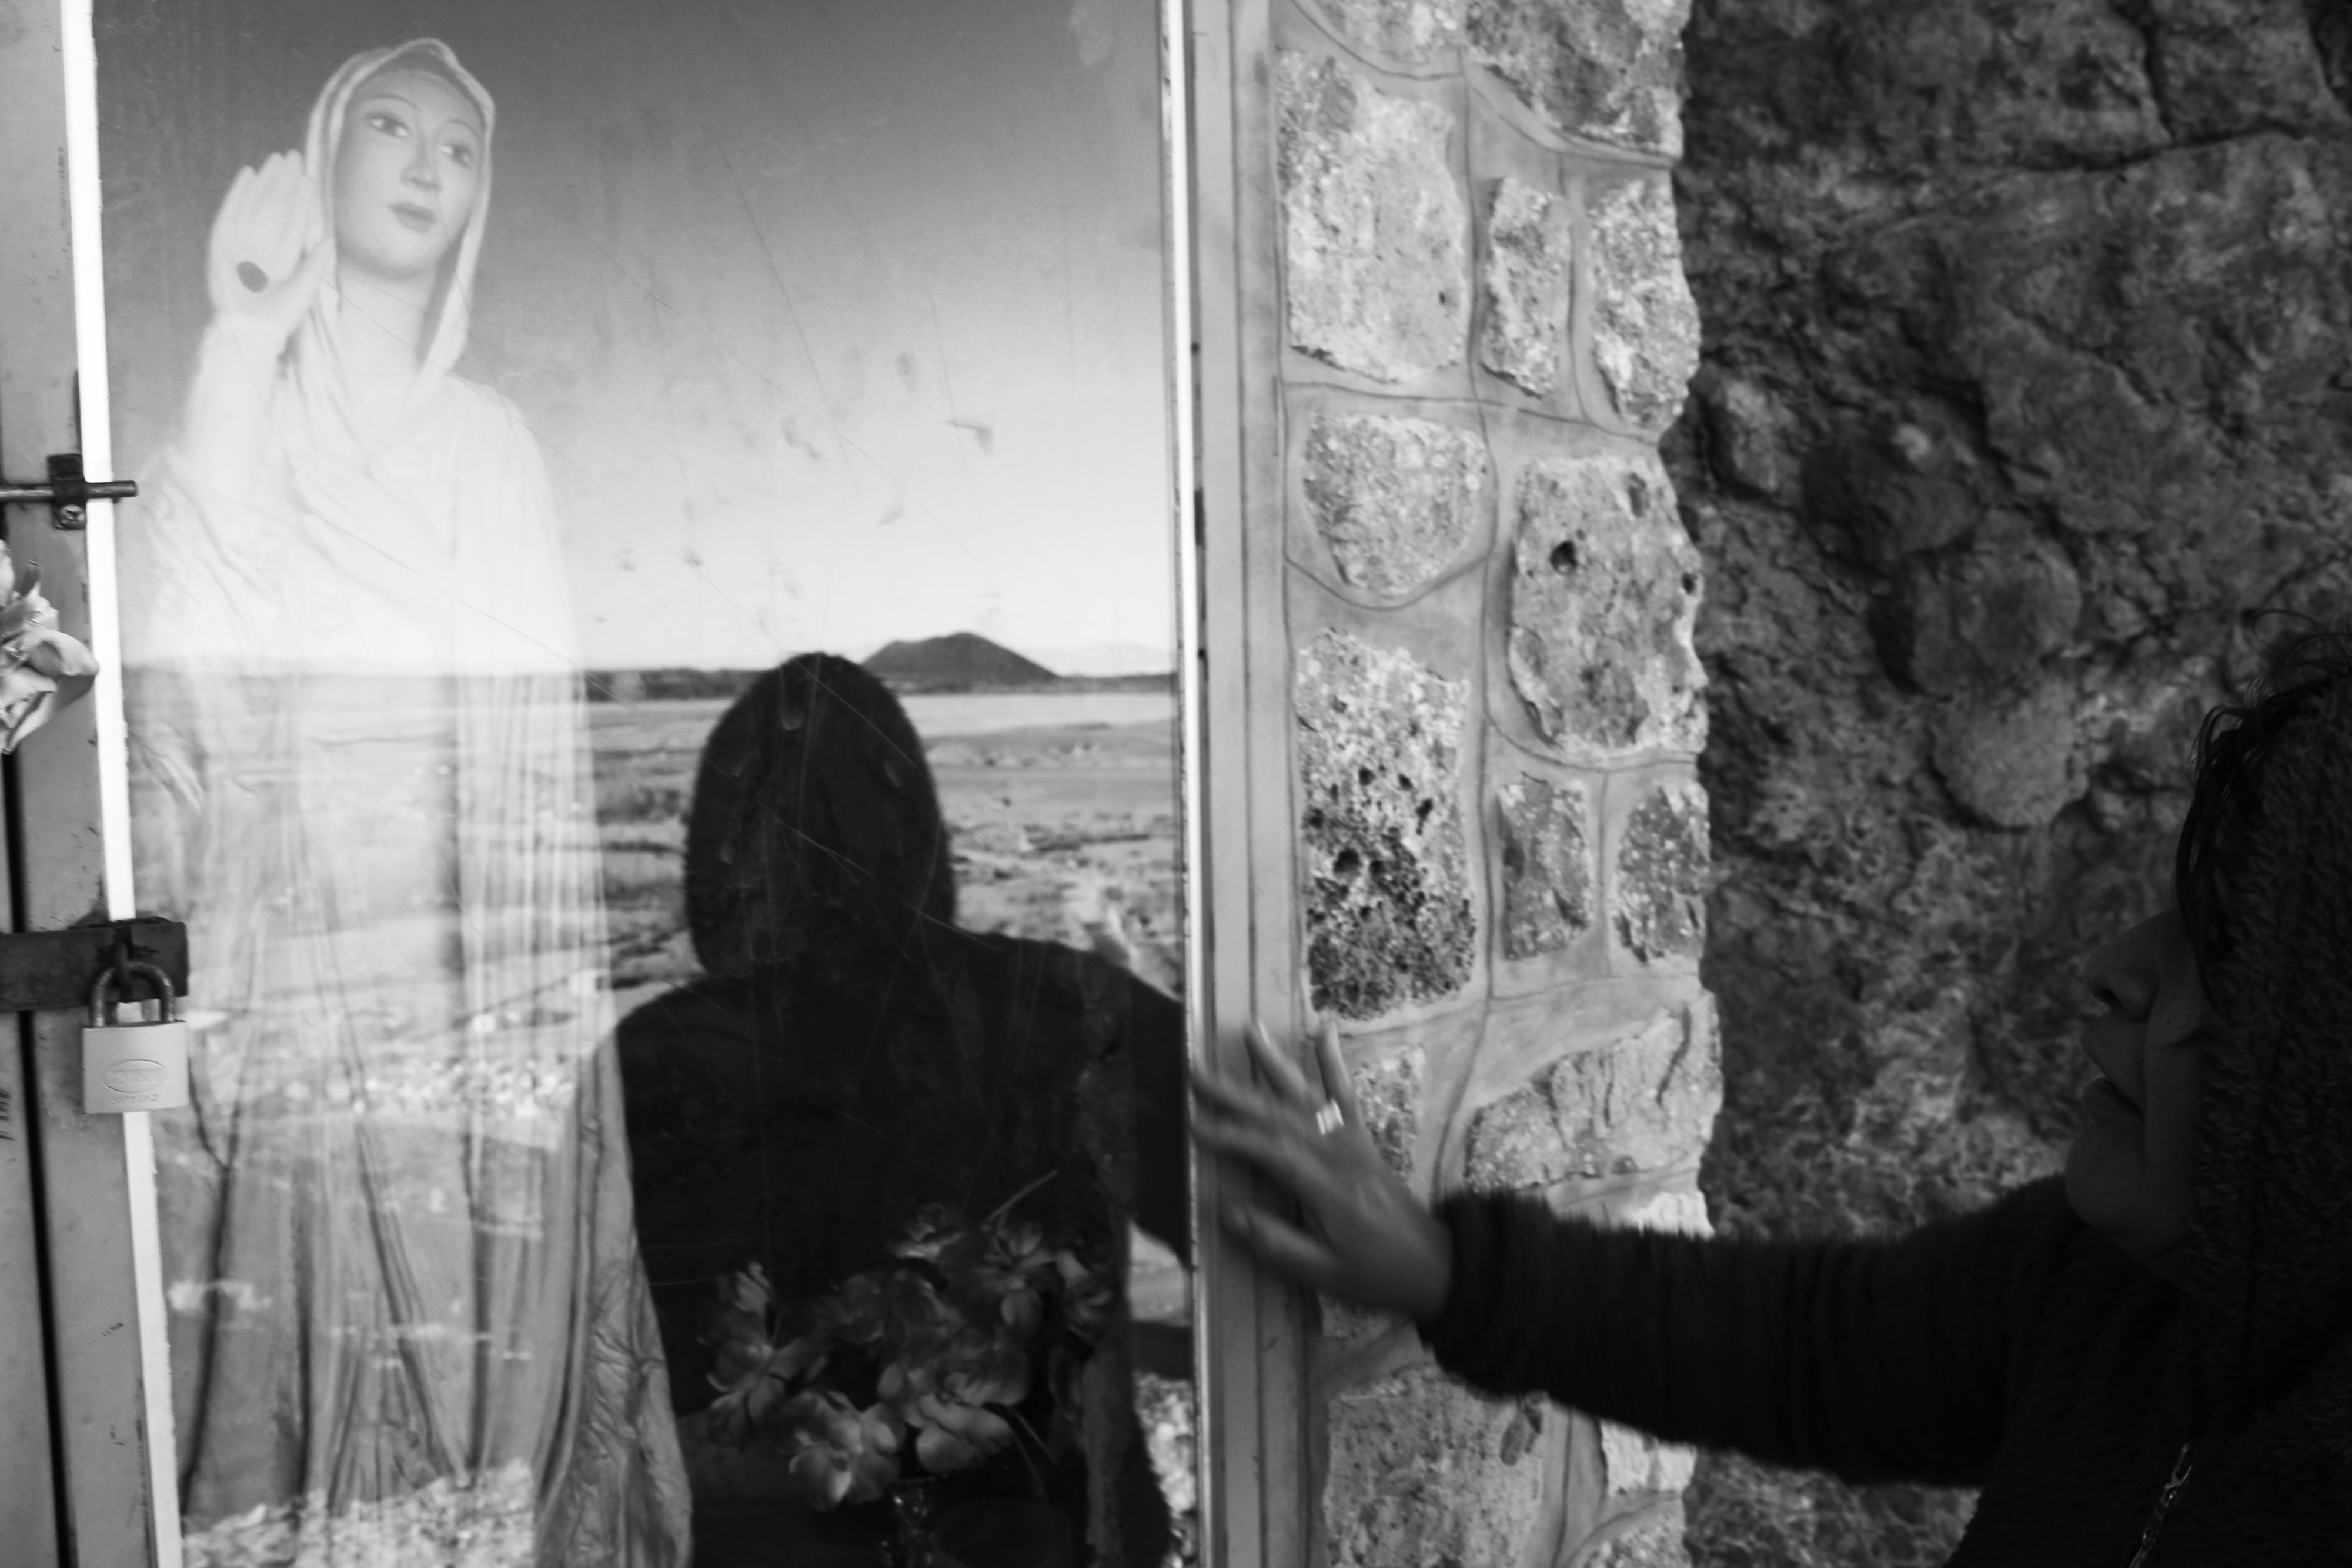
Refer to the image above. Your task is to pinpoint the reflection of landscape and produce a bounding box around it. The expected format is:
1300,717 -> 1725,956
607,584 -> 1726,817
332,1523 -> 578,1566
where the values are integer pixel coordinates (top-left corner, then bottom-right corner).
589,676 -> 1183,1008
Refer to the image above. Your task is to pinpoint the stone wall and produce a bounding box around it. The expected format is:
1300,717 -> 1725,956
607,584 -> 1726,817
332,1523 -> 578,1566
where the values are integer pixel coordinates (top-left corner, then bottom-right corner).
1663,0 -> 2352,1562
1263,1 -> 1717,1562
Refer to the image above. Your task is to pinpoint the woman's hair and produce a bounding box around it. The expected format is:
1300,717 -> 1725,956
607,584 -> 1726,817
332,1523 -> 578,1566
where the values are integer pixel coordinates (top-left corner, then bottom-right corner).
2176,623 -> 2352,975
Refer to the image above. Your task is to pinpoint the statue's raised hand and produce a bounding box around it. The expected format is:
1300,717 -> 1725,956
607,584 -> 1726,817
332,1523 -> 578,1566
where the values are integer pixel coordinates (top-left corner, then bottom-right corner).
1192,1018 -> 1454,1321
205,151 -> 324,341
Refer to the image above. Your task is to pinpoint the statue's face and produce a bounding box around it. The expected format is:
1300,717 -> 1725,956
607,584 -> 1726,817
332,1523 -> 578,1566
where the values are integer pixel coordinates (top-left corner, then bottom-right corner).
333,68 -> 483,285
2065,905 -> 2209,1283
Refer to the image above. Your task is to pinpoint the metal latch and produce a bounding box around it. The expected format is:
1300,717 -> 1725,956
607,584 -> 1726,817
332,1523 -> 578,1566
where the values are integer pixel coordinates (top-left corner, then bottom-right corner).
0,453 -> 139,530
0,918 -> 188,1012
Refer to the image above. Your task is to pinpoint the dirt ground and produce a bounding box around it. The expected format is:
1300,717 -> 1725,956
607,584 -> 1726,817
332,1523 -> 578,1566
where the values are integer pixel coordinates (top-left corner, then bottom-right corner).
586,697 -> 1185,1007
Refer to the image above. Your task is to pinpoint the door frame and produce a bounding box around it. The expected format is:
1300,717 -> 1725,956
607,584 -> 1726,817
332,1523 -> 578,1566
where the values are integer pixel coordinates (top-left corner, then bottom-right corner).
0,0 -> 182,1563
1181,0 -> 1324,1561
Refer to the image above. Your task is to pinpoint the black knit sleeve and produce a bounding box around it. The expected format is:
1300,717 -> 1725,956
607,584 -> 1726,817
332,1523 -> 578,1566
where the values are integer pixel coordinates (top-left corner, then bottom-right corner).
1419,1179 -> 2080,1488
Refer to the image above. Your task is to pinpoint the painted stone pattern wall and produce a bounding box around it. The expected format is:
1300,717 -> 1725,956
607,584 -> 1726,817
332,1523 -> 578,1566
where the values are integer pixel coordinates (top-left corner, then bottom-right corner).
1663,1 -> 2352,1562
1271,0 -> 1716,1562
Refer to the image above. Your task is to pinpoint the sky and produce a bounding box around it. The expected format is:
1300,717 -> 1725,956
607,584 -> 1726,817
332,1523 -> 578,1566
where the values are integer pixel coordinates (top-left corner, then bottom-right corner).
97,0 -> 1176,673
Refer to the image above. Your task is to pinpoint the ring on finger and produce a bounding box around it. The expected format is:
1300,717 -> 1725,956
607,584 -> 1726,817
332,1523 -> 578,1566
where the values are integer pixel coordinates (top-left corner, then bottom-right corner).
1313,1100 -> 1345,1136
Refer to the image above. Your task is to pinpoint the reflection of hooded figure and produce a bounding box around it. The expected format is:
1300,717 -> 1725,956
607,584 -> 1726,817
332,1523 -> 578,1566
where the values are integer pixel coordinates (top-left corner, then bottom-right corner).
619,654 -> 1185,1562
122,40 -> 689,1566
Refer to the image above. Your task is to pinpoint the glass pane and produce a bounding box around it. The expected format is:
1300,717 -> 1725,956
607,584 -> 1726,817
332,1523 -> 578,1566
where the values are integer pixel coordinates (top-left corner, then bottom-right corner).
97,5 -> 1192,1564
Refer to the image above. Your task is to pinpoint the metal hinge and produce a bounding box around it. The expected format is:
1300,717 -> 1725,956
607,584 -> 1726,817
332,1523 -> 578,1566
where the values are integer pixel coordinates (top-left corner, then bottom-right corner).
0,453 -> 139,530
0,918 -> 188,1011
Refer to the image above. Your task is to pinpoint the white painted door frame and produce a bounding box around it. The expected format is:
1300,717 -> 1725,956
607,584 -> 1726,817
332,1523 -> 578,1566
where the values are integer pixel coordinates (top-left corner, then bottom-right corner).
0,2 -> 179,1565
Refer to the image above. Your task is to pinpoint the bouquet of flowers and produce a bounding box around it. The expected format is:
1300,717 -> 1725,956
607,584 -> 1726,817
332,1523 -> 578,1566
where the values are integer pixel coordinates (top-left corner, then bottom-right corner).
0,542 -> 98,753
701,1178 -> 1113,1512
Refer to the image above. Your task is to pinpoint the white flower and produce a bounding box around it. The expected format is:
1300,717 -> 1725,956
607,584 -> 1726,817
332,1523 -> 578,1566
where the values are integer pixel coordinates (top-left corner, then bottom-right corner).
779,1390 -> 901,1509
0,544 -> 96,754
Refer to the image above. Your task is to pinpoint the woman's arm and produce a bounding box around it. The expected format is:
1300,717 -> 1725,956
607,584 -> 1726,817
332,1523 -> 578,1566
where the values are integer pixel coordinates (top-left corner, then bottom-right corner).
1424,1179 -> 2080,1488
1192,1018 -> 2081,1489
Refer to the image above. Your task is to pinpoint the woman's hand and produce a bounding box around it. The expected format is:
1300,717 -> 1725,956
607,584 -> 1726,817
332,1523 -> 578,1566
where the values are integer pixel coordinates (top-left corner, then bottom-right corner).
205,151 -> 325,342
1191,1018 -> 1454,1322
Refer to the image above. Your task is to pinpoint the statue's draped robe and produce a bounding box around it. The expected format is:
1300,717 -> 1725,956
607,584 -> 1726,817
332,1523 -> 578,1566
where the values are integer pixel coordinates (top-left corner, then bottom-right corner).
121,39 -> 690,1567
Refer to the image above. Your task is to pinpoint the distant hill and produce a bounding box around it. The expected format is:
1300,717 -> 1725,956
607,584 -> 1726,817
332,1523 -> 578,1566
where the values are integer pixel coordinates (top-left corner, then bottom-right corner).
587,636 -> 1177,704
863,633 -> 1060,690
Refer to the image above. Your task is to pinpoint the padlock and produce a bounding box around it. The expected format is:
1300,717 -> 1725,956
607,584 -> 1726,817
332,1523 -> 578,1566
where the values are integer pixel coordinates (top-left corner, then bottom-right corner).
82,960 -> 191,1114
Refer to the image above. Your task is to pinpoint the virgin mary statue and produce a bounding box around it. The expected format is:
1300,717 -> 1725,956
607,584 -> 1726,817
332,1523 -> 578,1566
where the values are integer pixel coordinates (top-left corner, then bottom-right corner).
120,40 -> 691,1566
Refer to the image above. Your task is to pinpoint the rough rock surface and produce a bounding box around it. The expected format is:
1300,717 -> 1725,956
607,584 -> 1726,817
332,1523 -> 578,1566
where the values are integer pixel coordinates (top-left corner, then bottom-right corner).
1324,1046 -> 1431,1347
1666,0 -> 2352,1560
1306,0 -> 1468,67
1616,782 -> 1710,962
1467,0 -> 1690,156
1507,451 -> 1708,758
1278,52 -> 1469,383
1604,1420 -> 1699,1496
1352,1044 -> 1427,1180
1498,772 -> 1594,957
1464,1001 -> 1722,1190
1929,680 -> 2084,831
1303,413 -> 1487,599
1323,1366 -> 1548,1568
1581,1502 -> 1696,1568
1591,177 -> 1703,433
1481,177 -> 1575,395
1296,628 -> 1476,1019
1618,1185 -> 1711,1235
